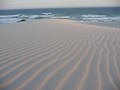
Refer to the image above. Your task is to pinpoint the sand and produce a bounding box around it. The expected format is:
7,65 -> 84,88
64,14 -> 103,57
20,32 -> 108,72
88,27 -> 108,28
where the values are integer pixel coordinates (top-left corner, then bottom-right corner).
0,19 -> 120,90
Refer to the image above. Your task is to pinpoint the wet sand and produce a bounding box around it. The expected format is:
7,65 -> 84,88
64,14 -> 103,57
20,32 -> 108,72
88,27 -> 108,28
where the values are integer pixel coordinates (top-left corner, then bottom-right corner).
0,19 -> 120,90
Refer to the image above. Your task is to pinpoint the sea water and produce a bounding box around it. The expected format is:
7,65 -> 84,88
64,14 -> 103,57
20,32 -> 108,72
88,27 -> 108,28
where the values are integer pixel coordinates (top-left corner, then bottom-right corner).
0,7 -> 120,27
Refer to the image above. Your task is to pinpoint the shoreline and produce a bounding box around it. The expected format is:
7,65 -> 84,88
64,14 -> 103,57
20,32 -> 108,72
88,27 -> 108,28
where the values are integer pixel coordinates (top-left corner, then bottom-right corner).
0,19 -> 120,29
78,21 -> 120,28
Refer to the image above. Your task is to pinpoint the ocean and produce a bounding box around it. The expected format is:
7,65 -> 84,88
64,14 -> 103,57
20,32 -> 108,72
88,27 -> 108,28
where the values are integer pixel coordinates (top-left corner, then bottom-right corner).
0,7 -> 120,26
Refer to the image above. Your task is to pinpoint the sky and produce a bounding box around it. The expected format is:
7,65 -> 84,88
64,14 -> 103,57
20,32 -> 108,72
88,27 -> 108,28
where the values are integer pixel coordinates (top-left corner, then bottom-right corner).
0,0 -> 120,9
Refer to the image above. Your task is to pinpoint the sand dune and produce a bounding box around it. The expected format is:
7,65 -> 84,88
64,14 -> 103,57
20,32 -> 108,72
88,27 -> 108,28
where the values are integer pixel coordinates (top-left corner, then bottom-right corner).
0,19 -> 120,90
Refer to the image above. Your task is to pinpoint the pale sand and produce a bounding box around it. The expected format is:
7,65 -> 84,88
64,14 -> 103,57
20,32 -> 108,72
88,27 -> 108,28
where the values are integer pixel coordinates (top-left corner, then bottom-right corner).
0,19 -> 120,90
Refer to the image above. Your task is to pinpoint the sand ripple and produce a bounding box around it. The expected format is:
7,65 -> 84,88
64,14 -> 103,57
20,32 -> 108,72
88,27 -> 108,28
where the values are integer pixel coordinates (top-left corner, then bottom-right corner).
0,20 -> 120,90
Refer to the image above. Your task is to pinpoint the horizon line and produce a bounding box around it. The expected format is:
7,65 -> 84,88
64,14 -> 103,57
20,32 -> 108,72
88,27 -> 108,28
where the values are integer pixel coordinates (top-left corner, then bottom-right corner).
0,6 -> 120,10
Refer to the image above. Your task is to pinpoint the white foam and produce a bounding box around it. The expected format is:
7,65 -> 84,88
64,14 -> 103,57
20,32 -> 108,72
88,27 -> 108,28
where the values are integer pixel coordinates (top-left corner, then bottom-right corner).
51,16 -> 70,19
81,14 -> 120,22
39,14 -> 54,18
0,18 -> 21,24
0,14 -> 120,24
41,12 -> 52,15
81,14 -> 106,18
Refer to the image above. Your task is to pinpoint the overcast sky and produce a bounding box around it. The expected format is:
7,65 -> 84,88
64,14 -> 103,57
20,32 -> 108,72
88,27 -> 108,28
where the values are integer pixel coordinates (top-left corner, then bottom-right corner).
0,0 -> 120,9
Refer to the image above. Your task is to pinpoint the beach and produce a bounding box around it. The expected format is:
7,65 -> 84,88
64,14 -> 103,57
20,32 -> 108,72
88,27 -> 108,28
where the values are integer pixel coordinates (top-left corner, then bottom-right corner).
0,19 -> 120,90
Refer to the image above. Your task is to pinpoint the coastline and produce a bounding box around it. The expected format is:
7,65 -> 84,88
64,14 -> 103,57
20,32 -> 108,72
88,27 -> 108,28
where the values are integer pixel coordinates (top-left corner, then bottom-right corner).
78,21 -> 120,28
1,18 -> 120,29
0,7 -> 120,28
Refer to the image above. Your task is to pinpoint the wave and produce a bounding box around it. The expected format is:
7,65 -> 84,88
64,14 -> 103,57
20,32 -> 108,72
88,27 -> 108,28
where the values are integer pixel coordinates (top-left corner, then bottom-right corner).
0,14 -> 39,19
81,14 -> 106,18
0,18 -> 20,24
0,14 -> 120,24
41,12 -> 52,15
80,14 -> 120,22
0,14 -> 41,24
0,13 -> 70,24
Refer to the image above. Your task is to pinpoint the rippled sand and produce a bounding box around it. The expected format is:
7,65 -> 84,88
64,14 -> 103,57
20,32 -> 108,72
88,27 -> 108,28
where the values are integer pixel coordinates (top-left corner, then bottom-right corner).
0,19 -> 120,90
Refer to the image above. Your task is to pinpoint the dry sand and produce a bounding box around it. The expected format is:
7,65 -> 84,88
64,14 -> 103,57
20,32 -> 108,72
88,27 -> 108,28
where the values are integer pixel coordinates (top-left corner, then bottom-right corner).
0,19 -> 120,90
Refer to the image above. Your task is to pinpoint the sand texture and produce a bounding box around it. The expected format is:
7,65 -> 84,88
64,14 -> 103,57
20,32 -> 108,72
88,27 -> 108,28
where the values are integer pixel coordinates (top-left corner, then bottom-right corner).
0,19 -> 120,90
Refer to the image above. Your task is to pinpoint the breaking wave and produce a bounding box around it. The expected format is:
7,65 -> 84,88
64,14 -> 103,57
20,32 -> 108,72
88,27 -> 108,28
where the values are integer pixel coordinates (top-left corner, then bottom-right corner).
0,13 -> 120,24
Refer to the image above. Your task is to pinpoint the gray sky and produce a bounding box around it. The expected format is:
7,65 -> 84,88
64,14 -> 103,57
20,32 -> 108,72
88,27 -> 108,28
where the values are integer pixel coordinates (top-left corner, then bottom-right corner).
0,0 -> 120,9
